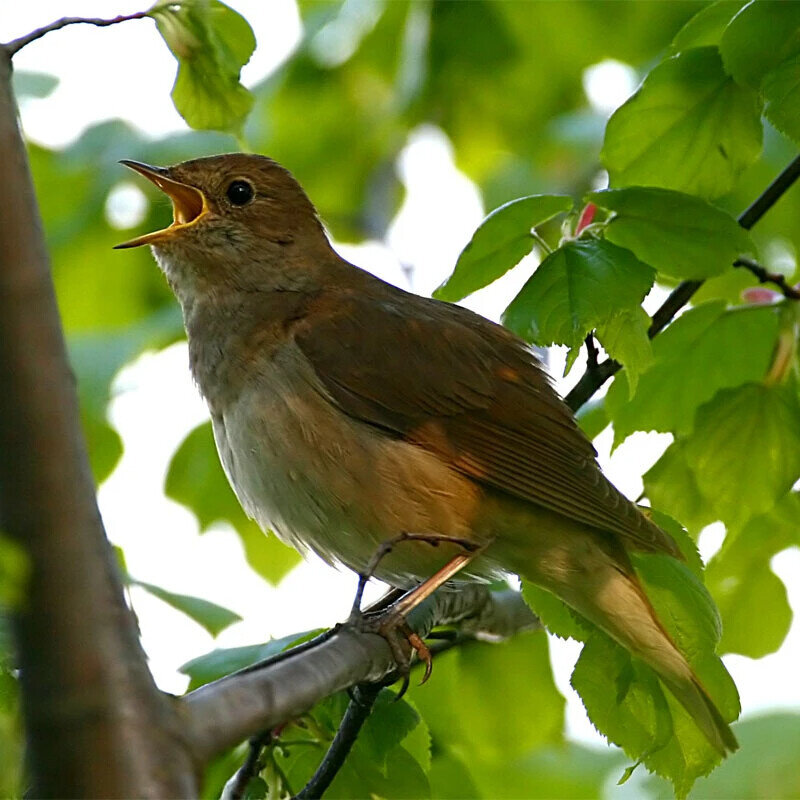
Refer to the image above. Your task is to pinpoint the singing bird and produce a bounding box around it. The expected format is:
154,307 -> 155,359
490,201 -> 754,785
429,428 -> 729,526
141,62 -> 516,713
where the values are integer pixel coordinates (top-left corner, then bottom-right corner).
116,153 -> 737,755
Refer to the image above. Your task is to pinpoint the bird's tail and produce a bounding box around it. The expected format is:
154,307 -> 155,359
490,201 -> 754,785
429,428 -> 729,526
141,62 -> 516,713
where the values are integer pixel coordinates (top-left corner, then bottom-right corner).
505,537 -> 738,755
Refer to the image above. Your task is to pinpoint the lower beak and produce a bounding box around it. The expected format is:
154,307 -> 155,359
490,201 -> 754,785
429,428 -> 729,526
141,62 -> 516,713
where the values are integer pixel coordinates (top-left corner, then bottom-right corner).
114,160 -> 209,249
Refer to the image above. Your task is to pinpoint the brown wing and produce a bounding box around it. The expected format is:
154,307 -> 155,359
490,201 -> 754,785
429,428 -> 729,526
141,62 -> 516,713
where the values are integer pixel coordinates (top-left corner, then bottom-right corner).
293,279 -> 680,558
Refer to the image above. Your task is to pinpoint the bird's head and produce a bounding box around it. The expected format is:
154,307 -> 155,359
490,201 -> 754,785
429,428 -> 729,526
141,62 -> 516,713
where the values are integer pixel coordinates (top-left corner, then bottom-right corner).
115,153 -> 331,294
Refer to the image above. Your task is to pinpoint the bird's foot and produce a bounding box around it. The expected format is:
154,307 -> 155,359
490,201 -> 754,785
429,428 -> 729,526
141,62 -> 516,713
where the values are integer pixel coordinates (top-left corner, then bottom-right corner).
349,603 -> 433,699
347,533 -> 486,698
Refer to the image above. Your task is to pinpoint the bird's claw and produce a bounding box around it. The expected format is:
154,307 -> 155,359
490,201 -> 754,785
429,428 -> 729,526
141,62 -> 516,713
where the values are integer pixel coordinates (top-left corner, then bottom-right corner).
348,606 -> 433,700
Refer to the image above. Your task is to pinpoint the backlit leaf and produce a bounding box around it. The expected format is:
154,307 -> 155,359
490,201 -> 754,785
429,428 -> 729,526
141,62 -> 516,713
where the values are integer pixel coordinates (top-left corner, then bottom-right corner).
503,239 -> 654,349
434,195 -> 573,302
603,48 -> 762,199
589,187 -> 755,280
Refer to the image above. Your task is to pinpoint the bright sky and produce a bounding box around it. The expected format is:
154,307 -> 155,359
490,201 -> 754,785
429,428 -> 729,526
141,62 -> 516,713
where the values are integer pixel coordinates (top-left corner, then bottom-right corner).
5,0 -> 800,772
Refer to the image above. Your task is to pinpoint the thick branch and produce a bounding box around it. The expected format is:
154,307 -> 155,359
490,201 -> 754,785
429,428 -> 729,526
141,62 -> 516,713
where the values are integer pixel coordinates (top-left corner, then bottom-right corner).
0,52 -> 195,797
182,587 -> 538,764
565,153 -> 800,411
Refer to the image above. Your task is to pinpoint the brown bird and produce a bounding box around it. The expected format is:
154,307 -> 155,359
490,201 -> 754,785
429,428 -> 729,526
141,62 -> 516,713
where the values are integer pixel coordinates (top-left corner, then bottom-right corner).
116,153 -> 737,756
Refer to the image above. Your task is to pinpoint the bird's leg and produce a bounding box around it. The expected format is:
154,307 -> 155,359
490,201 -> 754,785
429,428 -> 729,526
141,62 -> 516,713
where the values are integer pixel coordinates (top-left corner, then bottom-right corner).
348,533 -> 487,697
349,532 -> 482,618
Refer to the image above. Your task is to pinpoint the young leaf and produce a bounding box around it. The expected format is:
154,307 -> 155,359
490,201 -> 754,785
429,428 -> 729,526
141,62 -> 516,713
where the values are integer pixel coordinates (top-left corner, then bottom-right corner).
602,48 -> 762,199
683,382 -> 800,529
596,306 -> 653,396
521,581 -> 591,641
434,195 -> 573,302
669,1 -> 748,53
589,187 -> 755,281
166,422 -> 300,584
606,302 -> 779,446
133,580 -> 241,637
502,239 -> 654,349
153,1 -> 256,136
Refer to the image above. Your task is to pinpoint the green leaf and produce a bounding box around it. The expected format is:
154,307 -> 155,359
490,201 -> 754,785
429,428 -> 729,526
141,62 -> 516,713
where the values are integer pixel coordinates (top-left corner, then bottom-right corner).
133,580 -> 241,637
0,534 -> 29,610
596,306 -> 653,396
683,382 -> 800,529
646,713 -> 800,799
408,631 -> 564,762
522,581 -> 591,641
670,1 -> 748,53
589,187 -> 755,281
434,195 -> 573,302
502,239 -> 654,349
705,493 -> 799,658
466,743 -> 625,800
719,1 -> 800,90
166,423 -> 300,584
575,397 -> 609,440
602,48 -> 763,199
644,440 -> 719,536
179,630 -> 317,689
154,0 -> 256,135
571,633 -> 674,767
762,55 -> 800,145
570,550 -> 740,798
11,70 -> 59,99
606,302 -> 779,446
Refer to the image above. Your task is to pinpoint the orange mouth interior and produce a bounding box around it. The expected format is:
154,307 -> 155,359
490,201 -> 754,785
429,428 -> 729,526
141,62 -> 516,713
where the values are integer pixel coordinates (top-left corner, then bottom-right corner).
114,161 -> 208,249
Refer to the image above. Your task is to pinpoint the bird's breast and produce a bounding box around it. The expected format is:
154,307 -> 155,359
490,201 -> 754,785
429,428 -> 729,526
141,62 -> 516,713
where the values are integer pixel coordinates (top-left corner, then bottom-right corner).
210,342 -> 491,585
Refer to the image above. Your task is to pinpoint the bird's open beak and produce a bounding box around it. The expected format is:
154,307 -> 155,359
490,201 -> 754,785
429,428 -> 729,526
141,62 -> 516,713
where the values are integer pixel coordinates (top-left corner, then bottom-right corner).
114,160 -> 209,249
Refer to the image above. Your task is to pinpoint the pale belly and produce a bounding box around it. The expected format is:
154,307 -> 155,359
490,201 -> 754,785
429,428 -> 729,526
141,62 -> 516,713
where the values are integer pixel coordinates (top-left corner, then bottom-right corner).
210,347 -> 497,586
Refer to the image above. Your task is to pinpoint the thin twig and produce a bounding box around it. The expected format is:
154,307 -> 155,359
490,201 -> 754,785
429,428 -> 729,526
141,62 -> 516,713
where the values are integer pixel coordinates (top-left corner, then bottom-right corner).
293,683 -> 383,800
224,731 -> 272,800
734,256 -> 800,300
564,153 -> 800,411
4,8 -> 165,56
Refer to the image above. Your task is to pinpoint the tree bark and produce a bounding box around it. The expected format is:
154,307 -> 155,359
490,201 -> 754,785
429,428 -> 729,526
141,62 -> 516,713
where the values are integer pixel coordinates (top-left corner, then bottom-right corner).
0,50 -> 196,798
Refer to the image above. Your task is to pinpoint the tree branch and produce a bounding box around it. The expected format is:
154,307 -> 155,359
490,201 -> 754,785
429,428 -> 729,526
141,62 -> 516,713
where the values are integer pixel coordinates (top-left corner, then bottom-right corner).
3,12 -> 158,56
0,50 -> 196,797
182,587 -> 538,764
565,153 -> 800,411
734,256 -> 800,301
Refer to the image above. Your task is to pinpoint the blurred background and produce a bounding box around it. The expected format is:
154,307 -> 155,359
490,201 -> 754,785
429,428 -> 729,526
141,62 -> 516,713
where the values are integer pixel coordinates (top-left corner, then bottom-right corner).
3,1 -> 800,797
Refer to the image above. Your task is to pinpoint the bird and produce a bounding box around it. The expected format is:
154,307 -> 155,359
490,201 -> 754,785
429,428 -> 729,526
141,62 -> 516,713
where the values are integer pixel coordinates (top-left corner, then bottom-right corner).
115,152 -> 738,756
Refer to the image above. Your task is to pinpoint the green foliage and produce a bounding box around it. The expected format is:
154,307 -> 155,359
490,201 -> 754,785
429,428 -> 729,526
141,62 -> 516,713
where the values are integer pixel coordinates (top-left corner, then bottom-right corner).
602,47 -> 763,198
166,423 -> 300,584
606,302 -> 780,446
433,195 -> 573,301
179,630 -> 319,690
503,240 -> 655,349
16,0 -> 800,796
268,689 -> 431,799
588,187 -> 755,280
153,0 -> 256,137
133,580 -> 241,637
646,713 -> 800,798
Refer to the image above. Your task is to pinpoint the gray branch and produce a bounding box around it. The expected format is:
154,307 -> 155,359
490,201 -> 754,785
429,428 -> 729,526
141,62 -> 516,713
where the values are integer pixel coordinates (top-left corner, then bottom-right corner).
182,587 -> 538,764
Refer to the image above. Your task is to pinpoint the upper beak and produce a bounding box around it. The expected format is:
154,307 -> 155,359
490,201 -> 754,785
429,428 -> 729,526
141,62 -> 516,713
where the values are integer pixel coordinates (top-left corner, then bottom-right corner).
114,160 -> 209,249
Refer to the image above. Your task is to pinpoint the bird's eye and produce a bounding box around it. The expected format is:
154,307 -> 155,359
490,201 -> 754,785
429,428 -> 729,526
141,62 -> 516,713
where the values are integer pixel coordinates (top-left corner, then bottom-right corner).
226,179 -> 254,206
